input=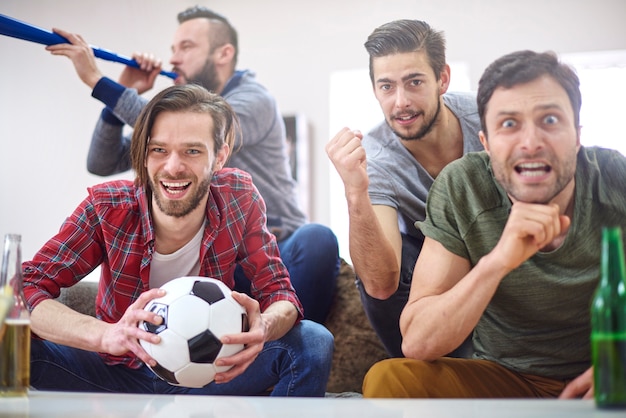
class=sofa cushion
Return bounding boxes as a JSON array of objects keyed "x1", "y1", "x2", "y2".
[
  {"x1": 58, "y1": 281, "x2": 97, "y2": 317},
  {"x1": 324, "y1": 260, "x2": 388, "y2": 393}
]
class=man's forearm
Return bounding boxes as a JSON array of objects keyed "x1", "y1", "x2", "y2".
[
  {"x1": 87, "y1": 79, "x2": 147, "y2": 176},
  {"x1": 30, "y1": 299, "x2": 107, "y2": 353},
  {"x1": 347, "y1": 195, "x2": 400, "y2": 299}
]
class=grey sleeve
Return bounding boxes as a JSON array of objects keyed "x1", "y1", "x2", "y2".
[
  {"x1": 87, "y1": 88, "x2": 148, "y2": 176},
  {"x1": 87, "y1": 116, "x2": 132, "y2": 176}
]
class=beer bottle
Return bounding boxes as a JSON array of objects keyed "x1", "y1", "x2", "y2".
[
  {"x1": 591, "y1": 226, "x2": 626, "y2": 408},
  {"x1": 0, "y1": 233, "x2": 31, "y2": 397}
]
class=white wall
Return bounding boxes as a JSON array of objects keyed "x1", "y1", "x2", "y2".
[{"x1": 1, "y1": 0, "x2": 625, "y2": 261}]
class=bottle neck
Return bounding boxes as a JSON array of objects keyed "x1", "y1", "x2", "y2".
[
  {"x1": 601, "y1": 226, "x2": 626, "y2": 288},
  {"x1": 1, "y1": 234, "x2": 28, "y2": 320},
  {"x1": 2, "y1": 238, "x2": 22, "y2": 288}
]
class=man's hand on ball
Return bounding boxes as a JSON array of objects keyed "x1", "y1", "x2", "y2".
[
  {"x1": 213, "y1": 291, "x2": 265, "y2": 383},
  {"x1": 99, "y1": 288, "x2": 165, "y2": 366}
]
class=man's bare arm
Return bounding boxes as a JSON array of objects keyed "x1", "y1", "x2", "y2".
[
  {"x1": 326, "y1": 127, "x2": 403, "y2": 299},
  {"x1": 401, "y1": 202, "x2": 571, "y2": 359},
  {"x1": 349, "y1": 203, "x2": 403, "y2": 298},
  {"x1": 31, "y1": 289, "x2": 165, "y2": 366}
]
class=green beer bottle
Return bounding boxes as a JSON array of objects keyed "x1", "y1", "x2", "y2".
[{"x1": 591, "y1": 226, "x2": 626, "y2": 408}]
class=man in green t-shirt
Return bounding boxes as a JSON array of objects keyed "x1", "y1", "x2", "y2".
[{"x1": 362, "y1": 50, "x2": 626, "y2": 398}]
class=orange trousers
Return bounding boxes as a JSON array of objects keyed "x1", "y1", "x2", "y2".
[{"x1": 363, "y1": 357, "x2": 570, "y2": 398}]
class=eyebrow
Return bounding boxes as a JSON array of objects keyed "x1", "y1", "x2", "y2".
[
  {"x1": 375, "y1": 72, "x2": 426, "y2": 85},
  {"x1": 171, "y1": 39, "x2": 196, "y2": 52},
  {"x1": 535, "y1": 103, "x2": 565, "y2": 112},
  {"x1": 148, "y1": 140, "x2": 209, "y2": 149},
  {"x1": 494, "y1": 103, "x2": 565, "y2": 117}
]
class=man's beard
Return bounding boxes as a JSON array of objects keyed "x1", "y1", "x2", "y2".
[
  {"x1": 149, "y1": 174, "x2": 212, "y2": 218},
  {"x1": 390, "y1": 97, "x2": 441, "y2": 141},
  {"x1": 187, "y1": 58, "x2": 220, "y2": 93}
]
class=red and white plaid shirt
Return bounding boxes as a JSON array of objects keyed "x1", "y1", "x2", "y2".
[{"x1": 23, "y1": 168, "x2": 302, "y2": 368}]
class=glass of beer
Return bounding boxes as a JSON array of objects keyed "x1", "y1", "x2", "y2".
[{"x1": 0, "y1": 234, "x2": 30, "y2": 397}]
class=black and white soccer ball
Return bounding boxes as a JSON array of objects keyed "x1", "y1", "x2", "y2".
[{"x1": 139, "y1": 276, "x2": 248, "y2": 388}]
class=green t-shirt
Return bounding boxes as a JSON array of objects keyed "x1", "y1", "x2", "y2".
[{"x1": 416, "y1": 147, "x2": 626, "y2": 380}]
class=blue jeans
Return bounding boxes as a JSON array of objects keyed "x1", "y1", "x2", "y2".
[
  {"x1": 30, "y1": 320, "x2": 333, "y2": 397},
  {"x1": 235, "y1": 223, "x2": 340, "y2": 323},
  {"x1": 357, "y1": 233, "x2": 474, "y2": 359}
]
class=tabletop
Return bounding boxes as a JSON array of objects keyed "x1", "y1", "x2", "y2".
[{"x1": 1, "y1": 391, "x2": 625, "y2": 418}]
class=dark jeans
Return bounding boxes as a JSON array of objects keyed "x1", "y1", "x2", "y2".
[
  {"x1": 235, "y1": 223, "x2": 340, "y2": 323},
  {"x1": 357, "y1": 233, "x2": 473, "y2": 358},
  {"x1": 30, "y1": 320, "x2": 333, "y2": 396}
]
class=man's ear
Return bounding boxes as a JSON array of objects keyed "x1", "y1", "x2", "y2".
[
  {"x1": 479, "y1": 130, "x2": 490, "y2": 154},
  {"x1": 438, "y1": 64, "x2": 451, "y2": 94},
  {"x1": 214, "y1": 44, "x2": 235, "y2": 66},
  {"x1": 215, "y1": 143, "x2": 230, "y2": 170}
]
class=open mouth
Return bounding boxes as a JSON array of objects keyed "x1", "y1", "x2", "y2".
[
  {"x1": 394, "y1": 113, "x2": 419, "y2": 125},
  {"x1": 515, "y1": 162, "x2": 551, "y2": 177},
  {"x1": 161, "y1": 181, "x2": 191, "y2": 195}
]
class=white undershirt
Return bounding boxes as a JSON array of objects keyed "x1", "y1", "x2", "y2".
[{"x1": 149, "y1": 223, "x2": 204, "y2": 289}]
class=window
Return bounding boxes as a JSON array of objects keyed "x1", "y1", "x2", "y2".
[{"x1": 562, "y1": 50, "x2": 626, "y2": 156}]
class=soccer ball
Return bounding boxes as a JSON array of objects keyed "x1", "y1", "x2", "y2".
[{"x1": 139, "y1": 276, "x2": 248, "y2": 388}]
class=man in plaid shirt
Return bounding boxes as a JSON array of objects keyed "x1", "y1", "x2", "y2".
[{"x1": 23, "y1": 84, "x2": 333, "y2": 396}]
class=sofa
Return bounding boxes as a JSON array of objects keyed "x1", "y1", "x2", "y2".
[{"x1": 57, "y1": 259, "x2": 389, "y2": 394}]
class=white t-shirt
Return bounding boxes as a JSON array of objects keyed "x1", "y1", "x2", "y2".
[{"x1": 149, "y1": 224, "x2": 204, "y2": 289}]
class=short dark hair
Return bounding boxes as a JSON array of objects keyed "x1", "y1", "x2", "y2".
[
  {"x1": 130, "y1": 84, "x2": 239, "y2": 188},
  {"x1": 177, "y1": 5, "x2": 239, "y2": 66},
  {"x1": 364, "y1": 20, "x2": 446, "y2": 85},
  {"x1": 477, "y1": 50, "x2": 581, "y2": 136}
]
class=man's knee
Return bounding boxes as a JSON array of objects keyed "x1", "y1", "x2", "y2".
[
  {"x1": 363, "y1": 358, "x2": 436, "y2": 398},
  {"x1": 281, "y1": 320, "x2": 334, "y2": 364}
]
